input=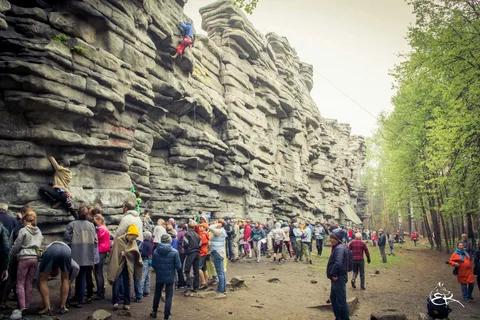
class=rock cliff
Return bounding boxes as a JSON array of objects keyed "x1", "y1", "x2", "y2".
[{"x1": 0, "y1": 0, "x2": 365, "y2": 235}]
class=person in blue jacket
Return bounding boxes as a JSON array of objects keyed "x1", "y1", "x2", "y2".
[
  {"x1": 326, "y1": 228, "x2": 350, "y2": 320},
  {"x1": 150, "y1": 234, "x2": 181, "y2": 320}
]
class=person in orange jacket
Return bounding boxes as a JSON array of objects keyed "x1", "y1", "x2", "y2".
[{"x1": 449, "y1": 242, "x2": 475, "y2": 302}]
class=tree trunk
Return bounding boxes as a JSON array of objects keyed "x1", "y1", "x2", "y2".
[
  {"x1": 439, "y1": 213, "x2": 450, "y2": 252},
  {"x1": 419, "y1": 195, "x2": 434, "y2": 248},
  {"x1": 450, "y1": 214, "x2": 456, "y2": 245}
]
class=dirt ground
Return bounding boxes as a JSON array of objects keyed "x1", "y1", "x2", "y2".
[{"x1": 3, "y1": 241, "x2": 480, "y2": 320}]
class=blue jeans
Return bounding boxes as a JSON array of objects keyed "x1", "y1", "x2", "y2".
[
  {"x1": 211, "y1": 250, "x2": 226, "y2": 293},
  {"x1": 330, "y1": 275, "x2": 349, "y2": 320},
  {"x1": 134, "y1": 240, "x2": 143, "y2": 300},
  {"x1": 139, "y1": 259, "x2": 151, "y2": 297},
  {"x1": 112, "y1": 265, "x2": 130, "y2": 305},
  {"x1": 461, "y1": 283, "x2": 474, "y2": 300}
]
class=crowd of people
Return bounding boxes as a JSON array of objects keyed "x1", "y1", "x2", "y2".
[{"x1": 2, "y1": 154, "x2": 478, "y2": 320}]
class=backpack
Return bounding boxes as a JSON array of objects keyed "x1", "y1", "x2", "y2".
[
  {"x1": 225, "y1": 224, "x2": 235, "y2": 238},
  {"x1": 343, "y1": 244, "x2": 353, "y2": 273}
]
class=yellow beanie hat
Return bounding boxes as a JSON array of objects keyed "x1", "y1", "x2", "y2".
[{"x1": 127, "y1": 224, "x2": 140, "y2": 237}]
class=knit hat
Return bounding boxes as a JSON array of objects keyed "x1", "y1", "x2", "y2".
[
  {"x1": 330, "y1": 228, "x2": 345, "y2": 243},
  {"x1": 161, "y1": 233, "x2": 172, "y2": 244},
  {"x1": 127, "y1": 224, "x2": 140, "y2": 237}
]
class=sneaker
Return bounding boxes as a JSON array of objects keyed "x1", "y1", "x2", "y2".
[
  {"x1": 113, "y1": 303, "x2": 119, "y2": 311},
  {"x1": 59, "y1": 307, "x2": 70, "y2": 315},
  {"x1": 214, "y1": 293, "x2": 227, "y2": 299},
  {"x1": 150, "y1": 311, "x2": 157, "y2": 319},
  {"x1": 351, "y1": 280, "x2": 356, "y2": 289},
  {"x1": 361, "y1": 287, "x2": 366, "y2": 290},
  {"x1": 135, "y1": 298, "x2": 142, "y2": 303},
  {"x1": 199, "y1": 285, "x2": 208, "y2": 290},
  {"x1": 10, "y1": 309, "x2": 22, "y2": 320},
  {"x1": 123, "y1": 305, "x2": 130, "y2": 311}
]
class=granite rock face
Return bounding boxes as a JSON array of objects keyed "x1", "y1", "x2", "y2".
[{"x1": 0, "y1": 0, "x2": 366, "y2": 234}]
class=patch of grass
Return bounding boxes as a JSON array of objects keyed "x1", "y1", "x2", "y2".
[
  {"x1": 71, "y1": 44, "x2": 86, "y2": 55},
  {"x1": 52, "y1": 33, "x2": 69, "y2": 44}
]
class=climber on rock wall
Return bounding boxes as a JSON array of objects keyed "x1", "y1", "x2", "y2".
[
  {"x1": 38, "y1": 156, "x2": 76, "y2": 219},
  {"x1": 175, "y1": 21, "x2": 194, "y2": 56}
]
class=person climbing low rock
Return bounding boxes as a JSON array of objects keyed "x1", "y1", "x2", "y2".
[
  {"x1": 174, "y1": 21, "x2": 194, "y2": 57},
  {"x1": 38, "y1": 155, "x2": 76, "y2": 218}
]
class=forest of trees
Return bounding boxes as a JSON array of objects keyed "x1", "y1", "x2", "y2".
[{"x1": 365, "y1": 0, "x2": 480, "y2": 251}]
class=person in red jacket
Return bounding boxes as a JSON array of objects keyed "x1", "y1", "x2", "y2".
[
  {"x1": 410, "y1": 231, "x2": 419, "y2": 247},
  {"x1": 196, "y1": 223, "x2": 210, "y2": 290},
  {"x1": 243, "y1": 220, "x2": 252, "y2": 258},
  {"x1": 449, "y1": 242, "x2": 475, "y2": 302},
  {"x1": 348, "y1": 233, "x2": 371, "y2": 290}
]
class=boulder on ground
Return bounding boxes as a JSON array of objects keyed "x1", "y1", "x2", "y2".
[
  {"x1": 370, "y1": 309, "x2": 407, "y2": 320},
  {"x1": 87, "y1": 309, "x2": 112, "y2": 320}
]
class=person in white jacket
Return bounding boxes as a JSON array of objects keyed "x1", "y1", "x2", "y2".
[{"x1": 115, "y1": 201, "x2": 143, "y2": 241}]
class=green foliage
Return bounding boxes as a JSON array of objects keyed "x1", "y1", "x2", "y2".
[
  {"x1": 71, "y1": 45, "x2": 86, "y2": 55},
  {"x1": 52, "y1": 33, "x2": 69, "y2": 44},
  {"x1": 368, "y1": 0, "x2": 480, "y2": 226},
  {"x1": 233, "y1": 0, "x2": 259, "y2": 14}
]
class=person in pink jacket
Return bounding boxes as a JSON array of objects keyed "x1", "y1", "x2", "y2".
[
  {"x1": 93, "y1": 213, "x2": 111, "y2": 300},
  {"x1": 243, "y1": 220, "x2": 252, "y2": 258}
]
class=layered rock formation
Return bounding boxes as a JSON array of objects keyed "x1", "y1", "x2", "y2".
[{"x1": 0, "y1": 0, "x2": 365, "y2": 235}]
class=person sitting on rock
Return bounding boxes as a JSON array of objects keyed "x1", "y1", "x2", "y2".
[
  {"x1": 174, "y1": 21, "x2": 194, "y2": 56},
  {"x1": 39, "y1": 155, "x2": 76, "y2": 217}
]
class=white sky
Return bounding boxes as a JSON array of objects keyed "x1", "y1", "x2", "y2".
[{"x1": 184, "y1": 0, "x2": 414, "y2": 137}]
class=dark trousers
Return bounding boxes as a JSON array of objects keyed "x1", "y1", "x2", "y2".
[
  {"x1": 330, "y1": 275, "x2": 350, "y2": 320},
  {"x1": 176, "y1": 253, "x2": 186, "y2": 287},
  {"x1": 38, "y1": 186, "x2": 76, "y2": 217},
  {"x1": 379, "y1": 246, "x2": 387, "y2": 263},
  {"x1": 226, "y1": 238, "x2": 234, "y2": 260},
  {"x1": 94, "y1": 253, "x2": 107, "y2": 298},
  {"x1": 0, "y1": 258, "x2": 17, "y2": 306},
  {"x1": 352, "y1": 260, "x2": 365, "y2": 288},
  {"x1": 152, "y1": 282, "x2": 174, "y2": 319},
  {"x1": 316, "y1": 239, "x2": 324, "y2": 256},
  {"x1": 184, "y1": 252, "x2": 199, "y2": 290},
  {"x1": 75, "y1": 266, "x2": 93, "y2": 304},
  {"x1": 112, "y1": 265, "x2": 130, "y2": 305}
]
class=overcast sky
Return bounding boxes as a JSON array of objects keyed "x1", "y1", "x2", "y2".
[{"x1": 184, "y1": 0, "x2": 414, "y2": 137}]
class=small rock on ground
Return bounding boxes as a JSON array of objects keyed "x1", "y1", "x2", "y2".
[
  {"x1": 370, "y1": 309, "x2": 407, "y2": 320},
  {"x1": 88, "y1": 309, "x2": 112, "y2": 320}
]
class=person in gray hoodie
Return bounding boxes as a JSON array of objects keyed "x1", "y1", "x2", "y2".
[{"x1": 9, "y1": 210, "x2": 43, "y2": 316}]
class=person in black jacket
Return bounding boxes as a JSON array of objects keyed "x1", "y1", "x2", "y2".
[
  {"x1": 183, "y1": 220, "x2": 201, "y2": 292},
  {"x1": 150, "y1": 234, "x2": 181, "y2": 320},
  {"x1": 327, "y1": 228, "x2": 349, "y2": 320},
  {"x1": 377, "y1": 229, "x2": 387, "y2": 263},
  {"x1": 0, "y1": 203, "x2": 19, "y2": 236}
]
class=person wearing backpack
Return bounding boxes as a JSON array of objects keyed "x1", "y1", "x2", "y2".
[
  {"x1": 327, "y1": 228, "x2": 350, "y2": 320},
  {"x1": 224, "y1": 219, "x2": 235, "y2": 261},
  {"x1": 377, "y1": 229, "x2": 387, "y2": 263},
  {"x1": 348, "y1": 232, "x2": 371, "y2": 290}
]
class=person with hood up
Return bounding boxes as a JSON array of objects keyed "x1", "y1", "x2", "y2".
[
  {"x1": 9, "y1": 210, "x2": 43, "y2": 318},
  {"x1": 271, "y1": 222, "x2": 285, "y2": 262},
  {"x1": 150, "y1": 234, "x2": 181, "y2": 320},
  {"x1": 348, "y1": 232, "x2": 370, "y2": 290},
  {"x1": 108, "y1": 224, "x2": 143, "y2": 311},
  {"x1": 115, "y1": 201, "x2": 144, "y2": 242},
  {"x1": 64, "y1": 206, "x2": 97, "y2": 307},
  {"x1": 327, "y1": 228, "x2": 350, "y2": 320},
  {"x1": 449, "y1": 241, "x2": 475, "y2": 302}
]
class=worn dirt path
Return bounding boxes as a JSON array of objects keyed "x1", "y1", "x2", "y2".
[{"x1": 3, "y1": 242, "x2": 480, "y2": 319}]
